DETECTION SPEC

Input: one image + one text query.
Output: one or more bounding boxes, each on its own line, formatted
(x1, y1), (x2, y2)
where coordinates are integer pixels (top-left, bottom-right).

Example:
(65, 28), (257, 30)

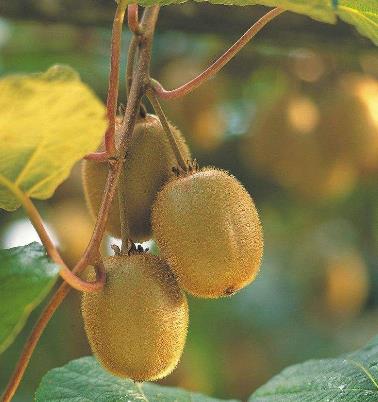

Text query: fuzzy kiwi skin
(152, 168), (263, 298)
(82, 254), (189, 382)
(82, 114), (190, 241)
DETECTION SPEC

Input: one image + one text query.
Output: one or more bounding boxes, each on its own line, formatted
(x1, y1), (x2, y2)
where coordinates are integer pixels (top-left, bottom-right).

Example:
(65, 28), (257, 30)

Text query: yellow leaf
(0, 65), (107, 211)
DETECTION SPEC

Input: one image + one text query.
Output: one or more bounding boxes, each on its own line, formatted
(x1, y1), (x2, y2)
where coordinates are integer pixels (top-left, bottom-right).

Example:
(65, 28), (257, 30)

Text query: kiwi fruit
(152, 167), (263, 298)
(82, 114), (190, 241)
(82, 253), (189, 381)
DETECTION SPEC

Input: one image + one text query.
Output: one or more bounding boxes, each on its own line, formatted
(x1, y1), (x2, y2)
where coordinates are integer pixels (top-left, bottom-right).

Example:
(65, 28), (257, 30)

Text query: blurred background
(0, 1), (378, 400)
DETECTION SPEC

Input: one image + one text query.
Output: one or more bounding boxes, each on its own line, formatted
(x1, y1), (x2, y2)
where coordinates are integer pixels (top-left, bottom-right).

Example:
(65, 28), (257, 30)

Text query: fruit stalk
(146, 88), (188, 171)
(118, 167), (131, 253)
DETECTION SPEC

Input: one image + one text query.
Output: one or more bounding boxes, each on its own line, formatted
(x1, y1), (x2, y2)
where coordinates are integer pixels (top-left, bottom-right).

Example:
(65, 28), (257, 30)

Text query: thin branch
(117, 6), (160, 253)
(84, 151), (109, 162)
(2, 260), (105, 402)
(22, 196), (106, 292)
(0, 176), (105, 292)
(151, 7), (285, 99)
(118, 16), (144, 253)
(1, 7), (160, 401)
(146, 88), (188, 171)
(128, 4), (142, 35)
(1, 267), (82, 402)
(104, 1), (128, 155)
(126, 34), (139, 96)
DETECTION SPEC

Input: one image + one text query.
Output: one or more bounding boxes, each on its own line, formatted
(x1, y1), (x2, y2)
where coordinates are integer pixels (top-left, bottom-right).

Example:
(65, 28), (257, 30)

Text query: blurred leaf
(249, 336), (378, 401)
(0, 65), (106, 211)
(0, 242), (59, 354)
(133, 1), (335, 23)
(131, 0), (378, 45)
(35, 356), (240, 401)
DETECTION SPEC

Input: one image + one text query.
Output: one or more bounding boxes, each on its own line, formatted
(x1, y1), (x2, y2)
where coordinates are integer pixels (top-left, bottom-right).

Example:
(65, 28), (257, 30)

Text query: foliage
(0, 65), (106, 211)
(126, 0), (378, 45)
(249, 336), (378, 401)
(35, 356), (240, 402)
(0, 243), (59, 354)
(35, 337), (378, 401)
(336, 1), (378, 45)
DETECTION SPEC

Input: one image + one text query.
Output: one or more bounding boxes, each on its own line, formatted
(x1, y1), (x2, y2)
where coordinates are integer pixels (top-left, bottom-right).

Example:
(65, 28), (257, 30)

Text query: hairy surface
(82, 254), (189, 382)
(152, 168), (264, 298)
(82, 114), (190, 240)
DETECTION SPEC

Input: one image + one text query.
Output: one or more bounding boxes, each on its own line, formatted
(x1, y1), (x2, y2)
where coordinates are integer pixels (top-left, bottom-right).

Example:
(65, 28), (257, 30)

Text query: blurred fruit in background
(323, 252), (369, 320)
(159, 58), (227, 150)
(242, 72), (378, 201)
(46, 201), (94, 267)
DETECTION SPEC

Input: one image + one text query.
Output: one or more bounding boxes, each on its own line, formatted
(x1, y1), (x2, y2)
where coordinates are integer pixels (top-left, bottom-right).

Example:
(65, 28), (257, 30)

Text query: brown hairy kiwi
(82, 253), (189, 381)
(152, 167), (263, 298)
(82, 114), (190, 241)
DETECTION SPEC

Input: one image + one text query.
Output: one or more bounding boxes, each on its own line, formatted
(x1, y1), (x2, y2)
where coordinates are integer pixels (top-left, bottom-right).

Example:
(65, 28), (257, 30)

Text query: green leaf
(0, 65), (107, 211)
(0, 242), (59, 354)
(133, 0), (336, 23)
(130, 0), (378, 45)
(249, 336), (378, 401)
(336, 1), (378, 46)
(35, 356), (240, 402)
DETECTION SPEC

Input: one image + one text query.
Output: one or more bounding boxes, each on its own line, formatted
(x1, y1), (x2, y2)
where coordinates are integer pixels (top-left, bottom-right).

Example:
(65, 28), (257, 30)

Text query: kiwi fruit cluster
(81, 113), (263, 381)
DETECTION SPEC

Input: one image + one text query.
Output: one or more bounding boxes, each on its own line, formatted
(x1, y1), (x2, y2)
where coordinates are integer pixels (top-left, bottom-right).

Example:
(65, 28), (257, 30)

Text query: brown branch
(1, 6), (160, 401)
(0, 175), (105, 292)
(84, 151), (109, 162)
(128, 4), (142, 35)
(151, 7), (285, 99)
(104, 1), (128, 156)
(1, 277), (75, 402)
(118, 6), (160, 253)
(22, 195), (105, 292)
(126, 34), (139, 96)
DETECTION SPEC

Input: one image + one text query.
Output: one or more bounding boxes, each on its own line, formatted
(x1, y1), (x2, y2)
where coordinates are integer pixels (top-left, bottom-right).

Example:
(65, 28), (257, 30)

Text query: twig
(105, 0), (128, 156)
(128, 4), (142, 35)
(146, 88), (188, 171)
(116, 5), (160, 255)
(84, 1), (128, 161)
(151, 7), (284, 99)
(0, 176), (105, 292)
(84, 151), (109, 162)
(22, 195), (105, 292)
(126, 35), (139, 96)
